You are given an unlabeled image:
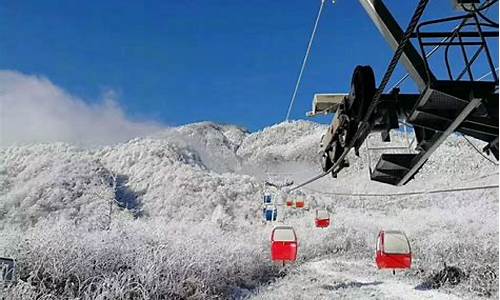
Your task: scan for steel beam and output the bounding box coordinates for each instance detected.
[359,0,434,91]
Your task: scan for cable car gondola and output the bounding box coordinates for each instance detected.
[263,192,272,204]
[295,200,305,208]
[271,226,298,265]
[286,200,293,207]
[376,230,412,272]
[263,205,277,222]
[315,209,330,228]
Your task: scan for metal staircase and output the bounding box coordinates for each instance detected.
[371,96,482,185]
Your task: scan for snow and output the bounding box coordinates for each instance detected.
[251,259,466,300]
[0,120,498,299]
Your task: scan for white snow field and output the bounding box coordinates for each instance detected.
[0,120,498,299]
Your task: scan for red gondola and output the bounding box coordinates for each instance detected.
[295,200,305,208]
[286,200,293,207]
[271,226,298,264]
[315,209,330,228]
[376,230,412,271]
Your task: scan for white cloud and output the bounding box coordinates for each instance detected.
[0,70,163,146]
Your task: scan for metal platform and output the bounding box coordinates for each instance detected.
[371,97,483,186]
[408,81,498,137]
[306,93,348,117]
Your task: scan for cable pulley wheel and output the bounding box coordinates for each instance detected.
[348,65,376,136]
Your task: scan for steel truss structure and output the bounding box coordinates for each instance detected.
[312,0,498,186]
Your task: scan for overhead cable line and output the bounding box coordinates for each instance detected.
[285,0,327,121]
[303,184,498,197]
[462,134,499,165]
[477,67,499,80]
[390,37,449,90]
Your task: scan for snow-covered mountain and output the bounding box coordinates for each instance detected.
[0,120,498,299]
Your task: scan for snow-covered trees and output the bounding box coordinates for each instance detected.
[0,121,497,299]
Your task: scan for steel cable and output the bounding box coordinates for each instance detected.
[285,0,327,121]
[462,134,499,165]
[303,184,498,198]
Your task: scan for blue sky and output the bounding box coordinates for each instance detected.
[1,1,498,131]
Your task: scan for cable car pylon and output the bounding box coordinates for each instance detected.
[306,0,498,187]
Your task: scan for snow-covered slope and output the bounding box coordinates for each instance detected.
[237,120,324,165]
[100,138,261,224]
[0,143,115,229]
[0,120,498,299]
[155,122,248,173]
